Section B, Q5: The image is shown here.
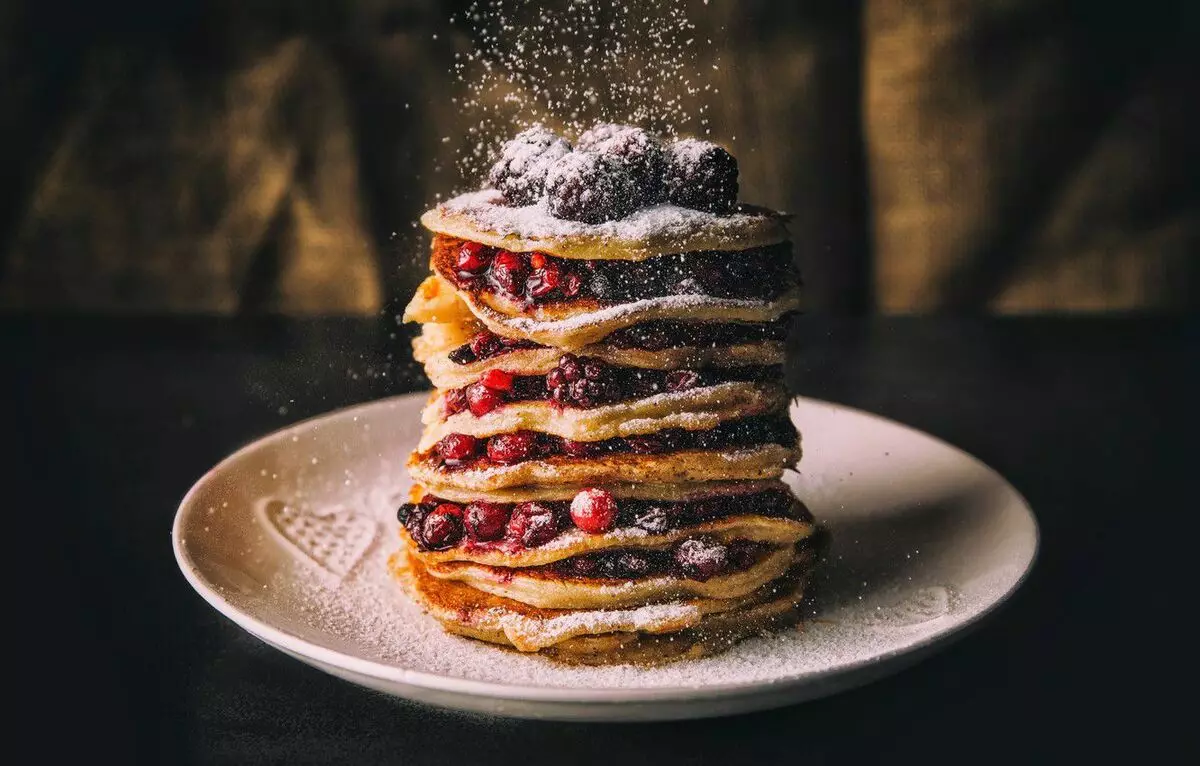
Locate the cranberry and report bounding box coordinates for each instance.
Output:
[486,431,538,463]
[443,387,469,416]
[469,331,501,359]
[479,368,514,391]
[530,252,548,269]
[561,438,603,457]
[435,433,478,462]
[527,260,561,298]
[455,241,493,272]
[561,271,584,297]
[490,251,527,296]
[464,501,510,542]
[466,382,504,416]
[570,488,618,534]
[674,538,729,581]
[665,370,702,392]
[421,504,464,550]
[506,501,562,547]
[634,506,672,534]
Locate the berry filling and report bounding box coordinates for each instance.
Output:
[441,355,782,417]
[397,489,806,553]
[422,414,798,470]
[546,539,773,581]
[445,318,790,366]
[435,235,796,306]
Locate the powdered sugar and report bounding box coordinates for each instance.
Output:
[489,601,701,650]
[436,189,782,248]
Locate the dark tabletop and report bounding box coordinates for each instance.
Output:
[9,316,1194,764]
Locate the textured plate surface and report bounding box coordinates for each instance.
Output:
[173,393,1038,721]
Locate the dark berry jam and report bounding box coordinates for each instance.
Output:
[420,415,798,471]
[545,539,772,581]
[442,355,782,417]
[397,489,805,553]
[434,234,796,307]
[446,319,791,366]
[603,318,791,351]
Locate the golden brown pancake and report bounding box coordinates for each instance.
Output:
[391,548,814,657]
[417,381,789,450]
[421,190,791,262]
[419,543,800,610]
[408,442,802,491]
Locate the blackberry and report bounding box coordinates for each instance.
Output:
[674,537,729,581]
[664,138,739,213]
[544,152,638,224]
[576,123,666,206]
[634,506,672,534]
[545,354,618,407]
[487,127,572,205]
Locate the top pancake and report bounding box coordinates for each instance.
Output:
[422,190,791,261]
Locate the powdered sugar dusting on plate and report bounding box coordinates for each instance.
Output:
[264,485,983,690]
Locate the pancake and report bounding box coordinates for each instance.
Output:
[417,332,784,389]
[457,286,802,350]
[420,543,800,610]
[392,548,813,656]
[417,381,789,450]
[410,477,790,504]
[409,442,802,491]
[421,189,790,262]
[400,511,814,567]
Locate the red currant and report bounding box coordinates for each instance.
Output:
[569,488,618,534]
[479,368,514,391]
[455,241,493,272]
[466,382,503,416]
[435,433,477,462]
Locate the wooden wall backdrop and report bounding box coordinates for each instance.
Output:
[0,0,1194,314]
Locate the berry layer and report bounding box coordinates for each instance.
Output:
[404,273,800,351]
[418,542,799,610]
[397,491,813,567]
[432,234,797,307]
[414,323,785,389]
[417,381,788,450]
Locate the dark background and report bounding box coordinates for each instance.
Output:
[4,0,1197,762]
[2,0,1197,314]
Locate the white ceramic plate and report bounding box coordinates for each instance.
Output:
[173,393,1037,721]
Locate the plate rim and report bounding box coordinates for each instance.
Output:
[172,392,1040,705]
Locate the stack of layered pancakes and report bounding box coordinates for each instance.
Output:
[392,124,818,665]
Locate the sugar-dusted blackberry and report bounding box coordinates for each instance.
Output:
[576,123,667,206]
[544,152,638,224]
[487,126,572,205]
[663,138,739,213]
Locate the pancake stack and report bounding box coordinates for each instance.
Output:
[393,124,817,665]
